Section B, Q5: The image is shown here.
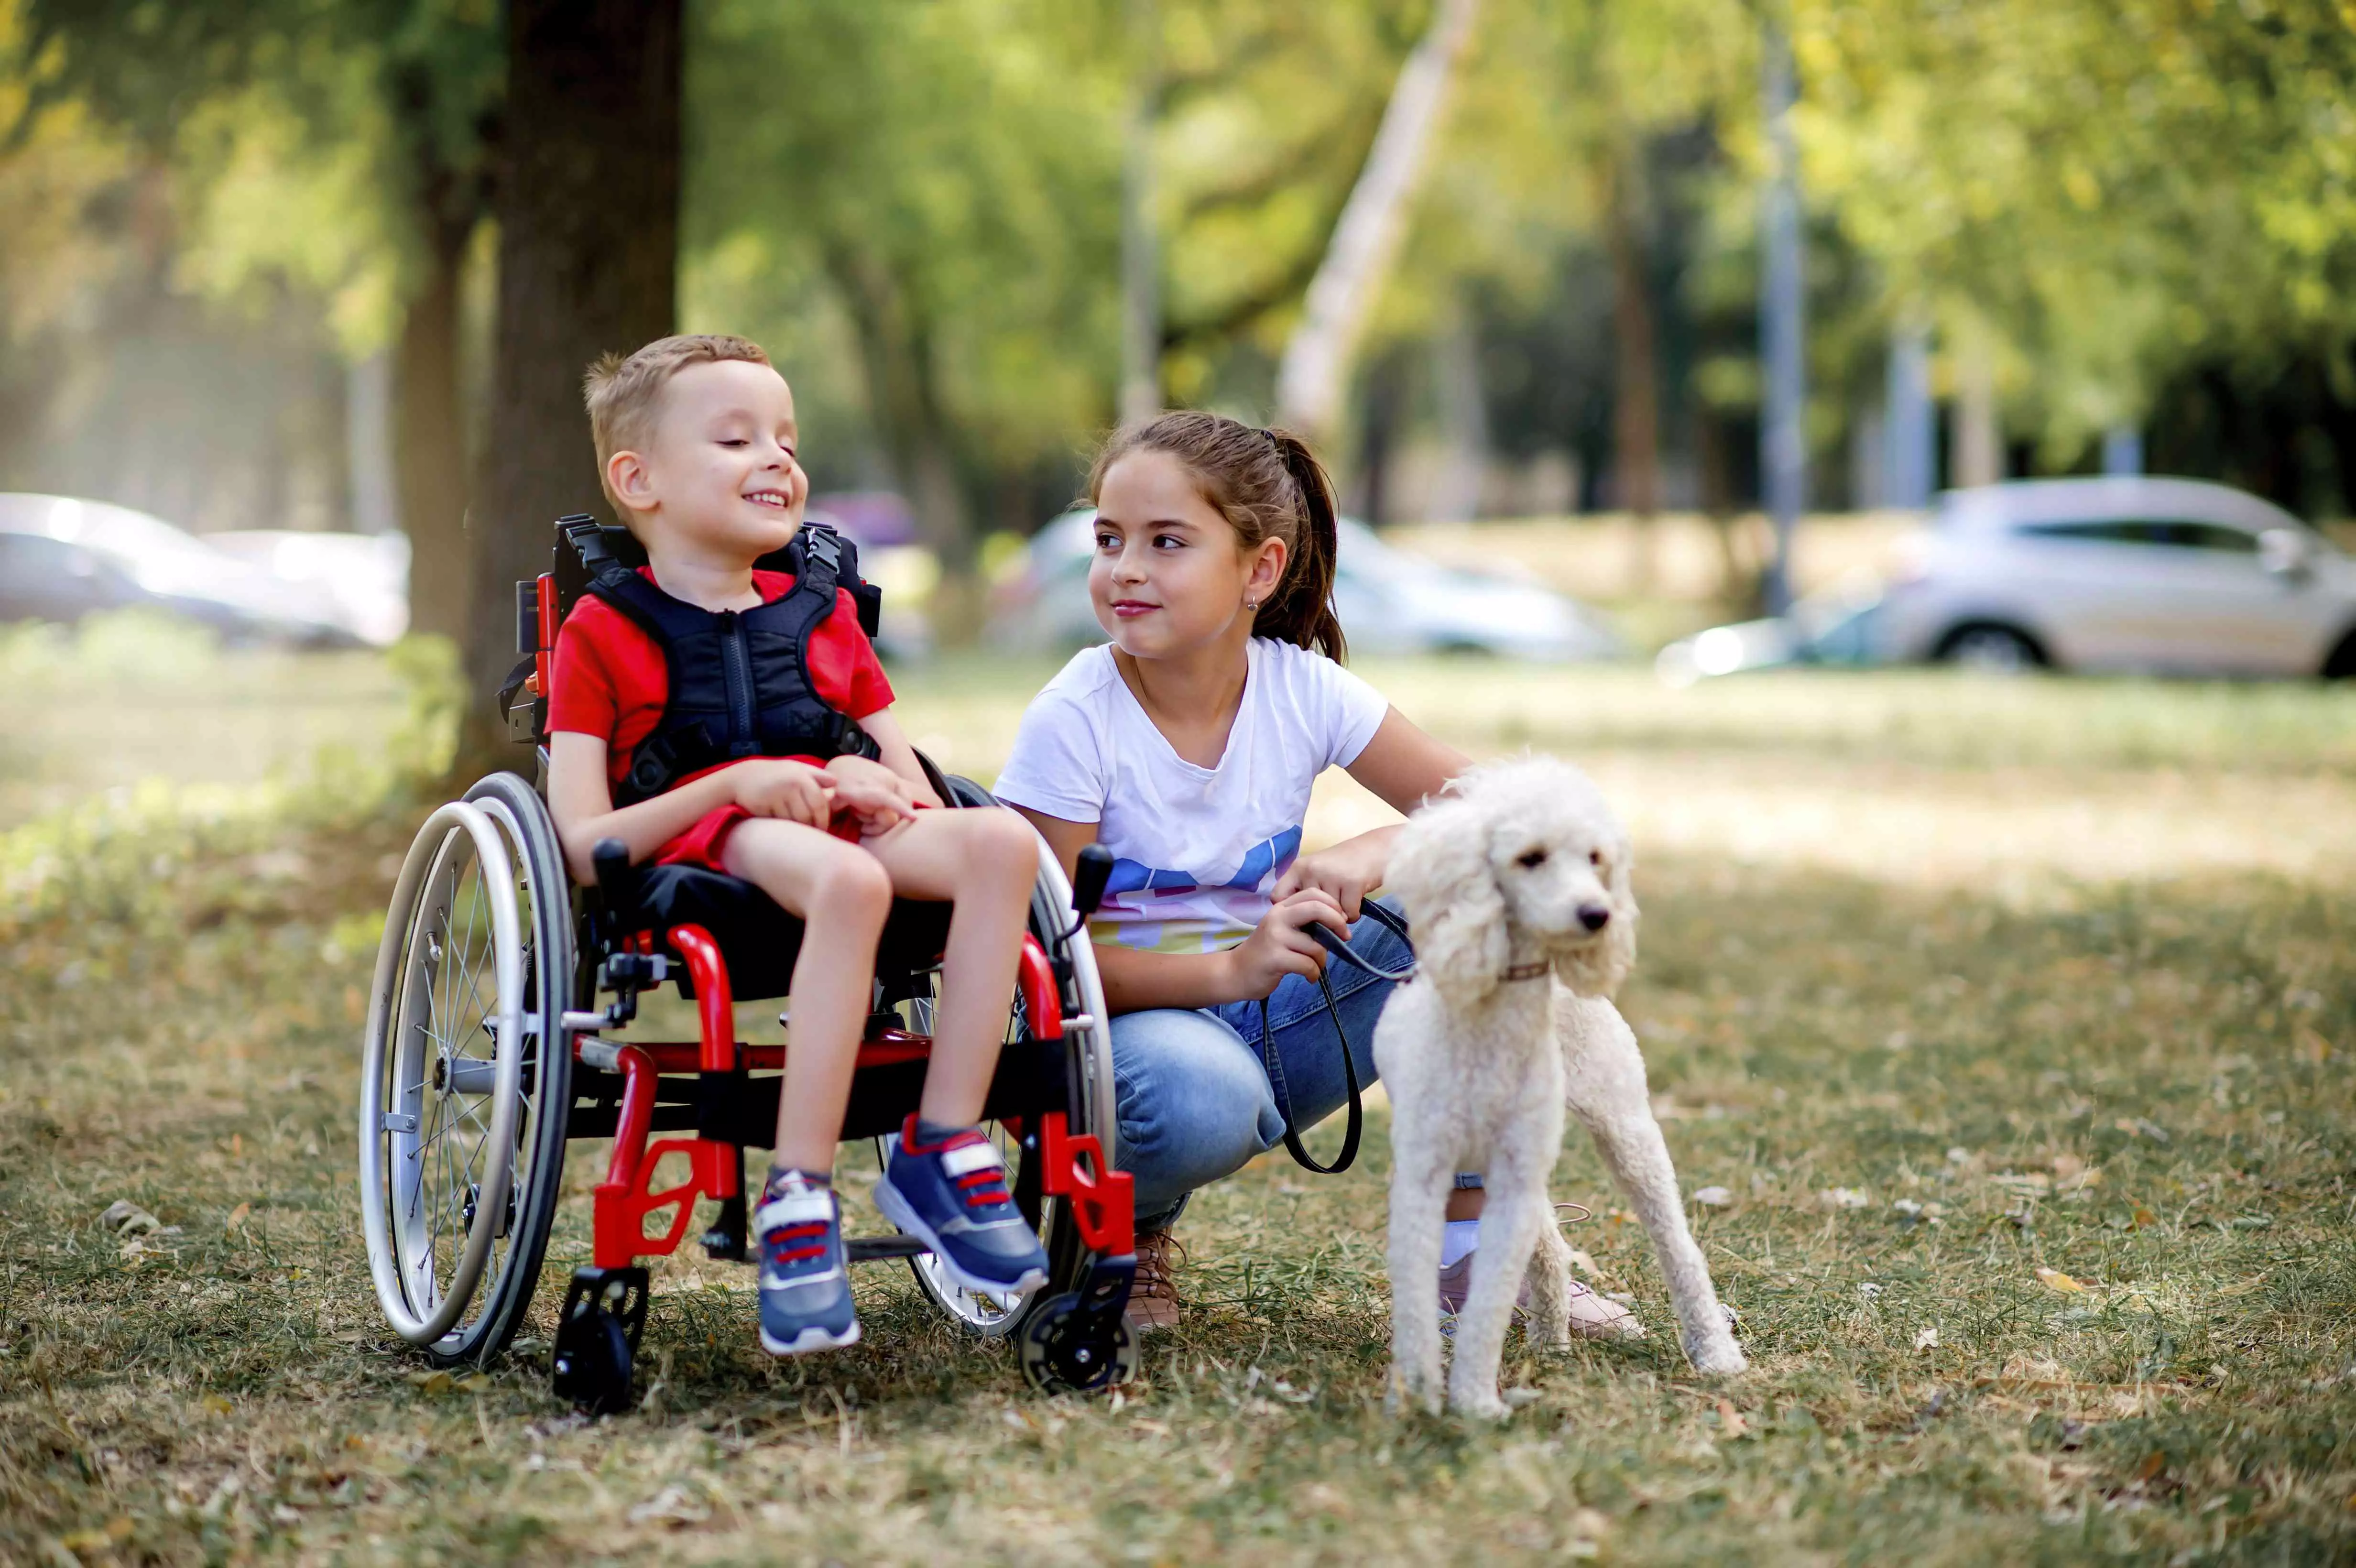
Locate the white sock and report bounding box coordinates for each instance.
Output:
[1440,1218,1480,1269]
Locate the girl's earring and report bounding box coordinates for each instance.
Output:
[1244,597,1259,610]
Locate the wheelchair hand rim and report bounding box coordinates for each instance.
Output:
[359,799,527,1346]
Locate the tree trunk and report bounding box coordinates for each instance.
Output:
[467,0,681,752]
[1118,0,1162,425]
[394,212,473,643]
[1275,0,1481,443]
[1952,331,2001,488]
[827,242,974,569]
[1605,143,1660,590]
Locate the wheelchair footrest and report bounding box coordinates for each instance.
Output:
[845,1235,929,1263]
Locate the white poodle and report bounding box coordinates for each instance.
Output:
[1377,756,1747,1419]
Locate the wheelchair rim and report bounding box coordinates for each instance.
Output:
[358,800,525,1346]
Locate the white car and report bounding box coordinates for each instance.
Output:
[987,510,1622,662]
[1877,479,2356,677]
[0,493,356,647]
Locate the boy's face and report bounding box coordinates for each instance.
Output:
[609,358,806,561]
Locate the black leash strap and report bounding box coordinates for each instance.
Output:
[1255,902,1416,1176]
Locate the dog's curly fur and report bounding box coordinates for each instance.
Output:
[1377,757,1748,1419]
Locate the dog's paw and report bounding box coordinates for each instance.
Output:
[1449,1388,1511,1422]
[1386,1366,1444,1418]
[1685,1335,1749,1377]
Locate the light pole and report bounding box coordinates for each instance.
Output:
[1758,20,1806,613]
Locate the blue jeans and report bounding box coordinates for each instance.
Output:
[1111,898,1426,1231]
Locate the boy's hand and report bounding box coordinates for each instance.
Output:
[824,754,918,832]
[1273,834,1388,922]
[1220,889,1349,1000]
[731,759,837,828]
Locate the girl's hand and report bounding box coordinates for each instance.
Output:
[731,759,837,828]
[1221,888,1349,1000]
[824,754,918,832]
[1272,833,1391,922]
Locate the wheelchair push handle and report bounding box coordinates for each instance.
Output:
[1071,843,1115,919]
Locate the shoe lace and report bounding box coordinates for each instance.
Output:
[902,1116,1014,1210]
[1133,1230,1186,1301]
[764,1219,831,1268]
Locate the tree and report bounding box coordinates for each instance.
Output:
[465,0,679,738]
[1274,0,1480,443]
[21,1,499,640]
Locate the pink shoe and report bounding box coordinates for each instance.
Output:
[1437,1249,1642,1340]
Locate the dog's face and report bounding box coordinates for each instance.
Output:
[1388,757,1637,1004]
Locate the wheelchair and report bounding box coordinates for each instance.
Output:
[357,515,1136,1413]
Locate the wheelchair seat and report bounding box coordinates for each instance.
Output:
[619,864,952,1001]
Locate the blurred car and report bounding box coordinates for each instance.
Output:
[207,529,410,646]
[987,509,1623,661]
[806,501,934,662]
[1659,478,2356,681]
[1654,574,1887,686]
[0,493,357,647]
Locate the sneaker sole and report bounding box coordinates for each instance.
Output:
[872,1175,1050,1298]
[759,1319,862,1357]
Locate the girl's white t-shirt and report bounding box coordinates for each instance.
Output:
[993,639,1390,954]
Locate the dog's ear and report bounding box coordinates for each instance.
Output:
[1390,797,1507,1006]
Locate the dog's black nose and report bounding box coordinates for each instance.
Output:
[1578,904,1611,932]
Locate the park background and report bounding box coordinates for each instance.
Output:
[5,1,2356,1564]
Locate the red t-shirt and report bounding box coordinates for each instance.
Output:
[548,566,895,795]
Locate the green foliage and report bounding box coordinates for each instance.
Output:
[1800,0,2356,455]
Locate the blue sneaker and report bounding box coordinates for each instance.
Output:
[753,1169,860,1356]
[873,1117,1050,1295]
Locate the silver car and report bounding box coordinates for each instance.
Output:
[987,509,1622,661]
[1877,479,2356,677]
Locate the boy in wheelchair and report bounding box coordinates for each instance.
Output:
[544,333,1049,1356]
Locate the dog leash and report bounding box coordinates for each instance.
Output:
[1254,902,1415,1175]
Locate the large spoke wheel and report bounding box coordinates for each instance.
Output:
[360,773,574,1362]
[892,796,1119,1342]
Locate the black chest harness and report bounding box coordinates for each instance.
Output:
[561,517,883,806]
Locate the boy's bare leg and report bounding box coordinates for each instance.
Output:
[861,807,1039,1124]
[721,819,894,1172]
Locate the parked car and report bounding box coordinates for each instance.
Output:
[1658,478,2356,681]
[987,510,1623,661]
[207,529,410,646]
[0,493,357,647]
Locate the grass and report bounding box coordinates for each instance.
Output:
[3,642,2355,1564]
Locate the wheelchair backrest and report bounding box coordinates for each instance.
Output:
[503,513,886,745]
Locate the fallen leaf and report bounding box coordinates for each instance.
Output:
[2216,1273,2269,1299]
[99,1200,161,1235]
[2113,1117,2170,1143]
[2134,1450,2167,1483]
[406,1369,455,1396]
[1693,1186,1732,1208]
[2293,1027,2331,1065]
[225,1203,251,1231]
[200,1394,232,1416]
[1914,1326,1941,1350]
[1715,1398,1749,1437]
[58,1518,133,1553]
[2036,1268,2088,1294]
[2051,1154,2085,1182]
[2131,1207,2156,1228]
[627,1484,708,1527]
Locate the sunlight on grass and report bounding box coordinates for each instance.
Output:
[3,645,2354,1562]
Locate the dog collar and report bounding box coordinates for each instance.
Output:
[1499,961,1551,983]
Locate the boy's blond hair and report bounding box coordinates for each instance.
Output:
[583,333,773,519]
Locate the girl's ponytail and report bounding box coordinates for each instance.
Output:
[1086,409,1352,662]
[1258,428,1347,662]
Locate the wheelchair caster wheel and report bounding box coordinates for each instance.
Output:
[551,1266,648,1416]
[1018,1291,1136,1395]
